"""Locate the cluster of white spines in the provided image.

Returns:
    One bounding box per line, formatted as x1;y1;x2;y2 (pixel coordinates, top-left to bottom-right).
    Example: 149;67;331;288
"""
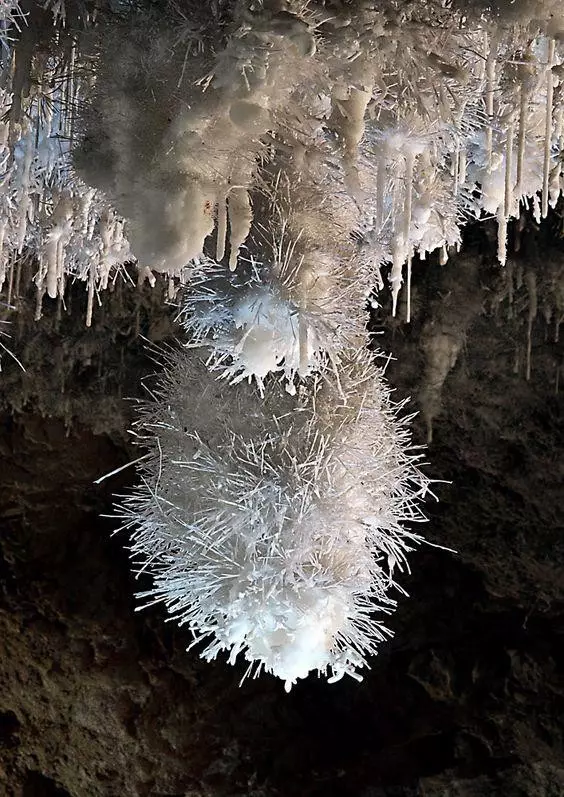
120;349;432;689
0;1;24;49
177;243;362;394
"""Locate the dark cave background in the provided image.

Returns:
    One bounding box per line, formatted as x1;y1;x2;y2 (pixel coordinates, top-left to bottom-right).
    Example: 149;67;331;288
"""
0;215;563;797
0;1;563;791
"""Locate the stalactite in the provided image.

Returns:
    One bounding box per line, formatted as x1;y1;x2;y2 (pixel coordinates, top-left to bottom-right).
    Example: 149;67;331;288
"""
542;39;556;219
228;188;253;271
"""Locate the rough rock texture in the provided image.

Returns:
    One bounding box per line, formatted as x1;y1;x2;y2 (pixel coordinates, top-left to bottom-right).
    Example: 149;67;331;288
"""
0;226;563;796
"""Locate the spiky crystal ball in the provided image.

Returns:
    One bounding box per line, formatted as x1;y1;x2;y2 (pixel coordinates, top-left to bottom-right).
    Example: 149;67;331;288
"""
118;349;432;690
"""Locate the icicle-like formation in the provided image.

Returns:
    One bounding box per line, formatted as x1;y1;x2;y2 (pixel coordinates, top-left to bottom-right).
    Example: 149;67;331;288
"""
0;26;133;319
117;348;433;691
0;2;563;317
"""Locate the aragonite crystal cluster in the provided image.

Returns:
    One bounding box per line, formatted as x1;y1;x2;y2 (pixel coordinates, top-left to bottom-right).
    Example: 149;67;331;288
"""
1;0;562;687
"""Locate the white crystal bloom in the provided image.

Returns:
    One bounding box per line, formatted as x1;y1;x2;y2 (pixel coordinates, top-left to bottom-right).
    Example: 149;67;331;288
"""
117;349;433;690
178;257;360;394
